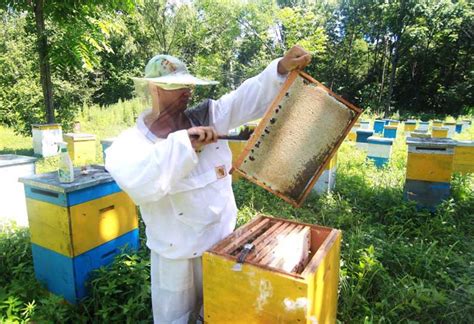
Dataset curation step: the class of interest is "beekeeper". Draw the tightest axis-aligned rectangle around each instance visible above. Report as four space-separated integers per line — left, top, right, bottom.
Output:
105 45 311 324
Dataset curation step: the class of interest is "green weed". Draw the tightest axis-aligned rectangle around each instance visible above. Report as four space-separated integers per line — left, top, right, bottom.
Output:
0 106 473 322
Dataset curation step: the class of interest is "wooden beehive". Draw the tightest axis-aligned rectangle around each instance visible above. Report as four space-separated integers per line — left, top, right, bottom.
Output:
203 215 342 323
64 133 97 166
232 71 362 207
19 165 139 303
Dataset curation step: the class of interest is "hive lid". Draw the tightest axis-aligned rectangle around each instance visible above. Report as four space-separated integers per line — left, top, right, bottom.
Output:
0 154 37 168
410 132 431 138
356 129 373 134
232 71 362 207
31 123 61 129
432 126 449 131
406 137 456 148
384 125 398 130
367 136 393 145
19 165 113 193
456 140 474 147
64 133 96 141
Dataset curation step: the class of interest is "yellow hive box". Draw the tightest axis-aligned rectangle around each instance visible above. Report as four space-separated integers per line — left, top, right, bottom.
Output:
228 140 248 181
453 141 474 174
324 151 338 170
406 138 455 183
404 123 417 132
203 215 341 324
432 127 448 138
347 122 360 142
20 166 138 257
347 132 356 141
64 133 97 166
432 120 443 127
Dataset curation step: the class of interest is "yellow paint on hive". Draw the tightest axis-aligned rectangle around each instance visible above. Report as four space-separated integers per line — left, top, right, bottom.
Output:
27 198 73 256
64 137 96 166
308 233 341 324
432 129 448 138
26 192 138 257
404 124 416 132
203 254 307 323
203 231 342 324
453 146 474 174
347 132 356 141
432 121 443 127
32 124 61 130
229 141 247 182
389 121 399 126
406 152 453 182
70 191 138 256
324 152 338 170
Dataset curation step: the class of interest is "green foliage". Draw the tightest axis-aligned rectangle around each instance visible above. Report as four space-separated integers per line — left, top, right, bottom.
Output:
1 103 474 322
0 10 44 134
2 0 472 132
83 251 151 322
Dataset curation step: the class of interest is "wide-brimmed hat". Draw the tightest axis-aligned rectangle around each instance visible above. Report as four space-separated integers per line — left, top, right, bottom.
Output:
132 54 218 86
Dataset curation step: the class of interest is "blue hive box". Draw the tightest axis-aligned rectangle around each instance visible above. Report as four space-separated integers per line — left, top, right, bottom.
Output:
373 120 385 134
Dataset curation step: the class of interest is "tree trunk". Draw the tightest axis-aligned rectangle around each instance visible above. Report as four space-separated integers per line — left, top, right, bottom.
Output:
378 36 388 115
34 0 55 124
384 40 400 117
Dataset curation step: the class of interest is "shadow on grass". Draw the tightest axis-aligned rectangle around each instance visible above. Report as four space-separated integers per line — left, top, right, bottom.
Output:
0 147 35 156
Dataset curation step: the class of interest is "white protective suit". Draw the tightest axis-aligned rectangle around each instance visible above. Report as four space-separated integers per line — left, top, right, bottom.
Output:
105 58 286 323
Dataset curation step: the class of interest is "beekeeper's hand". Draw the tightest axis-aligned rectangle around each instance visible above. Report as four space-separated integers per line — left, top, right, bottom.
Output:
188 126 218 150
278 45 312 74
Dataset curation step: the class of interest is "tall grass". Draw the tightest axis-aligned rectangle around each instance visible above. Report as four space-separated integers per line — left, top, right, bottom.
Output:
0 101 473 322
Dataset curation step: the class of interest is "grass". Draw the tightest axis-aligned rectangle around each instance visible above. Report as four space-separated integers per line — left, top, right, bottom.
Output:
1 103 473 323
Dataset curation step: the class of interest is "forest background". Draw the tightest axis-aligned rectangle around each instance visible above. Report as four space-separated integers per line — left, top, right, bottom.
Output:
0 0 473 136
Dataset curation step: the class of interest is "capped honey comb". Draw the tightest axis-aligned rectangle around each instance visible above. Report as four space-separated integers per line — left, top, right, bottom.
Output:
233 71 361 207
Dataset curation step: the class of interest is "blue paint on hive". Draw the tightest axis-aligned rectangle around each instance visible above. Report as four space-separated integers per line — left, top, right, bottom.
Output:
403 179 450 211
24 181 121 207
367 156 389 168
374 120 385 134
383 127 397 138
356 130 374 143
31 229 139 304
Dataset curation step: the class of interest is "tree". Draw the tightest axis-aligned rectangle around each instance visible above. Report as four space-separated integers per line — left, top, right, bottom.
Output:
1 0 135 124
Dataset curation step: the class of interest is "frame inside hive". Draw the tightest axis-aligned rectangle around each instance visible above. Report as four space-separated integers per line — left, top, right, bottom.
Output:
232 71 362 207
209 215 340 277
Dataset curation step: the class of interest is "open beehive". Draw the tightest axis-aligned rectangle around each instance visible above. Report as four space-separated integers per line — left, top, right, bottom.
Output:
233 71 362 207
203 215 342 323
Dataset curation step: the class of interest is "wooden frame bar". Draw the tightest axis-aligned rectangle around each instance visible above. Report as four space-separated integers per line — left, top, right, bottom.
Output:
231 70 362 207
208 214 340 279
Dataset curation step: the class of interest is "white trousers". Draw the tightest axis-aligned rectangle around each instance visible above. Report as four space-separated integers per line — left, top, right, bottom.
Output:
150 251 203 324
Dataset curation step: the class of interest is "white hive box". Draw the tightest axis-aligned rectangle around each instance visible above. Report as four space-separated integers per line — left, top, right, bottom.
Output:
0 154 37 226
32 123 62 157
